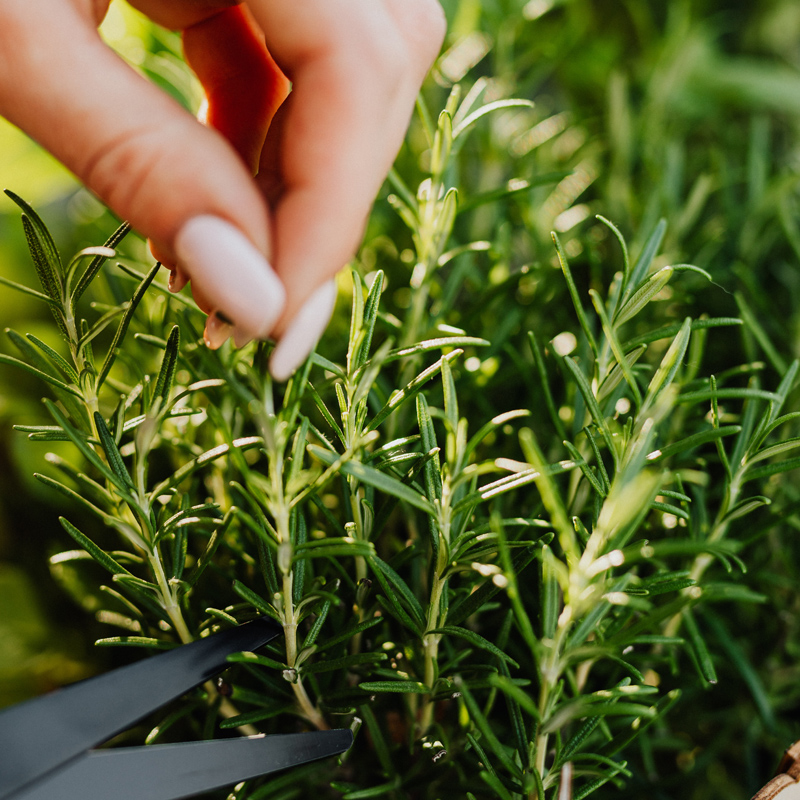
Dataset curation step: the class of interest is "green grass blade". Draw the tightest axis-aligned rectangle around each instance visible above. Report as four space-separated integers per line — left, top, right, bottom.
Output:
552 231 599 358
97 260 160 390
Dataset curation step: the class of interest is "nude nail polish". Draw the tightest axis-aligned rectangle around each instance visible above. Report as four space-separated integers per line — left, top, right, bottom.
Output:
269 281 337 382
168 266 188 293
204 312 233 349
175 216 286 340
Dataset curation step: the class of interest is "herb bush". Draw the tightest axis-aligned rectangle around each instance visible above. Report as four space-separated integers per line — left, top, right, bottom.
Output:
4 2 800 799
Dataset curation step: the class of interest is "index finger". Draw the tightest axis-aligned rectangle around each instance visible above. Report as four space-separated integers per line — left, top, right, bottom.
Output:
245 0 445 376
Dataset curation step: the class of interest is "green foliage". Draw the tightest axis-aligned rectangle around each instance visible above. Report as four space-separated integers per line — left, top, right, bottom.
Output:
5 2 800 800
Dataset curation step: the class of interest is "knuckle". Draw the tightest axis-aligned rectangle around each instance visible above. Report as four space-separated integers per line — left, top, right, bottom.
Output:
80 124 178 230
388 0 447 68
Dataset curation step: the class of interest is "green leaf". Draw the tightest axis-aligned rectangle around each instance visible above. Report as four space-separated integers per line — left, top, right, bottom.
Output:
625 218 667 298
25 334 79 384
543 701 657 733
555 716 603 768
597 215 631 291
34 472 110 522
457 678 521 778
94 412 135 489
623 317 742 350
487 672 541 720
16 425 70 441
152 325 180 409
95 637 177 649
354 270 384 369
97 260 160 390
457 173 568 214
72 222 131 305
479 772 514 800
682 609 718 685
743 455 800 483
644 317 692 406
563 356 615 454
452 98 534 139
0 353 82 398
650 425 741 461
562 441 606 497
293 537 374 561
590 289 642 406
342 780 402 800
308 445 434 515
227 650 286 671
528 330 567 442
367 351 462 432
44 400 134 497
614 265 673 327
721 496 771 524
151 437 262 497
381 336 489 366
181 511 232 592
369 555 426 628
59 517 130 576
308 382 346 443
600 690 682 757
6 190 62 277
302 652 387 674
680 387 781 406
0 273 58 305
347 267 366 373
218 705 293 729
359 680 428 693
232 580 279 620
309 352 346 379
448 544 543 627
597 345 647 405
417 394 443 565
314 617 383 653
552 232 598 358
431 626 519 668
465 409 530 462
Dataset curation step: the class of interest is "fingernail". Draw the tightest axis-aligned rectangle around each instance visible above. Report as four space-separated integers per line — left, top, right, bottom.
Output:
270 281 337 382
204 312 233 349
175 215 286 339
168 266 188 293
232 326 255 348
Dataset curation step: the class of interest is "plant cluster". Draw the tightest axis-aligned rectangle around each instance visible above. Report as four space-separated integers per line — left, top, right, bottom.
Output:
4 68 800 800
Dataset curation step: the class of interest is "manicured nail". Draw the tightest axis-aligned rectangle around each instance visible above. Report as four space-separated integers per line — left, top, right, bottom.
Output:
204 312 233 349
232 326 255 348
270 281 337 382
175 215 286 339
168 266 188 293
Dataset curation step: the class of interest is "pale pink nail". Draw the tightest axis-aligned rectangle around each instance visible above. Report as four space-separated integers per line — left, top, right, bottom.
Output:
168 266 188 293
204 313 233 349
232 327 255 348
269 281 337 382
175 215 286 340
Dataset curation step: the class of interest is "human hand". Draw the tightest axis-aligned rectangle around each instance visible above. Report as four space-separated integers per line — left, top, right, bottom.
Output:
0 0 446 379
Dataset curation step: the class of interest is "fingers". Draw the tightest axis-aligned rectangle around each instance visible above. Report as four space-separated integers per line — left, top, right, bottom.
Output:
0 0 445 379
183 5 289 174
0 1 284 341
243 0 445 374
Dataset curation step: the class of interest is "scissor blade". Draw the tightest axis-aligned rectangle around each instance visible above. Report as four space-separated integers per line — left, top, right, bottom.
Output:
11 730 353 800
0 618 281 800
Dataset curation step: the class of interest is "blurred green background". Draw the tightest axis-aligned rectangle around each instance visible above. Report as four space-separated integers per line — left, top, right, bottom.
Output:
3 1 800 797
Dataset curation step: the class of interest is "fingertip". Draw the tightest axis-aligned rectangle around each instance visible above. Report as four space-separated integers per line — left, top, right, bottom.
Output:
269 280 337 382
175 215 286 340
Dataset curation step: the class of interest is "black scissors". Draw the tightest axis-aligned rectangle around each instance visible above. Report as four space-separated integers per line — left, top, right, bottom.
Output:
0 617 352 800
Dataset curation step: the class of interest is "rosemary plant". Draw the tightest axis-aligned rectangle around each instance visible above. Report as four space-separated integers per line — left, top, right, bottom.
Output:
4 73 800 800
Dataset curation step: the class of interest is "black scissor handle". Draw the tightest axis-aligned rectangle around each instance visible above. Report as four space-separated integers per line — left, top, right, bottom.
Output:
0 618 281 800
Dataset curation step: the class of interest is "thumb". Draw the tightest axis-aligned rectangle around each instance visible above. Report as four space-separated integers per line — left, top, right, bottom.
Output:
0 1 284 341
